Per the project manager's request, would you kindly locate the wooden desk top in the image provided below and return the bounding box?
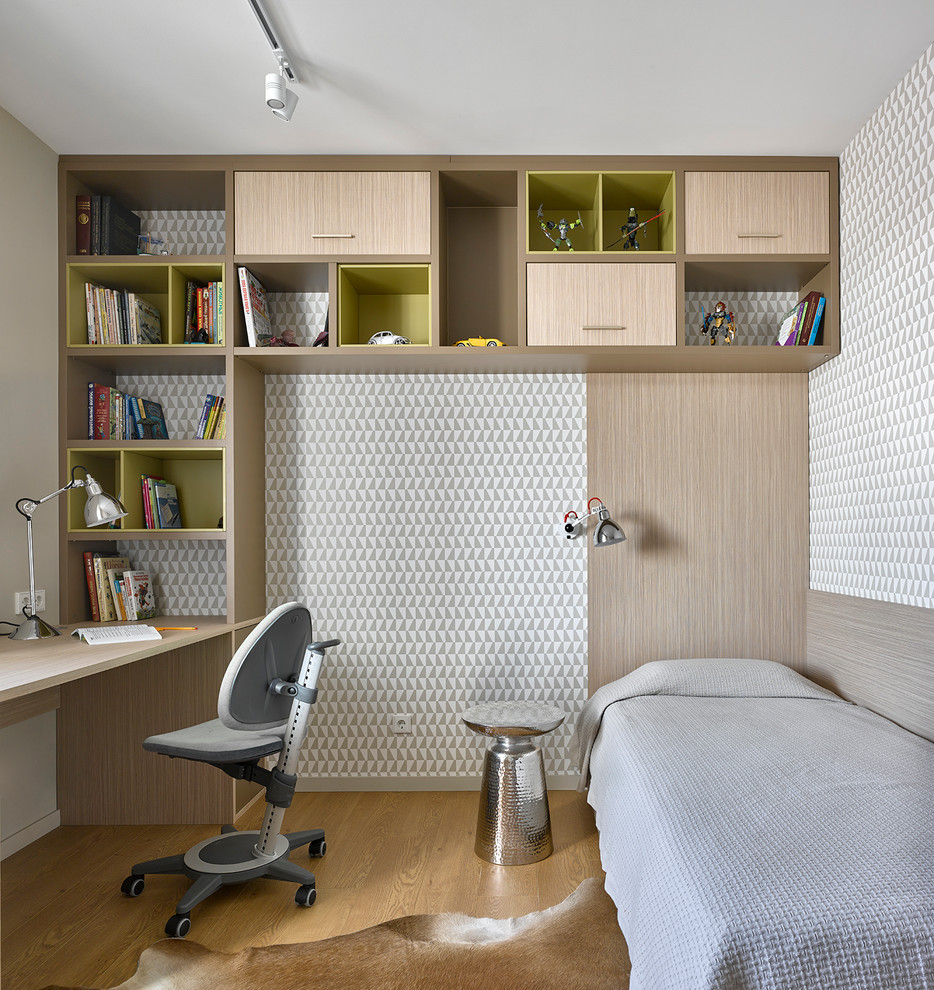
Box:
[0,616,250,703]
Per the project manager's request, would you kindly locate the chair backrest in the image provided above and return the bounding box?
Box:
[217,601,314,732]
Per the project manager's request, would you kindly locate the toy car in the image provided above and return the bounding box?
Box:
[455,337,504,347]
[367,331,410,345]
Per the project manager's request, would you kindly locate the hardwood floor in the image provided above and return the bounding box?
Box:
[2,790,603,990]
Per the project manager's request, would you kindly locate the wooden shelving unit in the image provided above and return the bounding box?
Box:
[57,154,840,631]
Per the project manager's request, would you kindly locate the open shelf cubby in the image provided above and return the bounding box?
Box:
[527,171,676,254]
[337,264,431,346]
[66,261,225,347]
[66,447,225,534]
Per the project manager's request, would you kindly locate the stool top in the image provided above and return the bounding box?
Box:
[462,701,566,737]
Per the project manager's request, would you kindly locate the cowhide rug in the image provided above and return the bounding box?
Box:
[43,877,629,990]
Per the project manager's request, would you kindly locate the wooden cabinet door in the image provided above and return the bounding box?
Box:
[684,172,830,254]
[235,171,431,255]
[527,263,677,346]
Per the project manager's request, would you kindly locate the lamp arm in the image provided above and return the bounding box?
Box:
[16,481,82,519]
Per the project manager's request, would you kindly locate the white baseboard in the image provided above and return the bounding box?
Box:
[297,774,581,792]
[1,810,60,861]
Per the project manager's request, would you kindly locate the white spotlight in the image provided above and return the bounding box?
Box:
[271,87,299,121]
[265,72,287,110]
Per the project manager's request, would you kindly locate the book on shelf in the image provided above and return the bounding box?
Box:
[100,196,142,256]
[238,267,273,346]
[154,479,182,528]
[106,567,129,621]
[83,551,102,622]
[90,194,101,255]
[72,625,162,645]
[196,394,226,439]
[83,283,162,345]
[123,571,156,620]
[93,554,130,622]
[794,291,824,347]
[183,279,223,344]
[76,195,91,255]
[135,398,169,440]
[774,298,809,346]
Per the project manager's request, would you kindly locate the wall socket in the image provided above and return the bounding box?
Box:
[391,713,414,734]
[14,589,46,614]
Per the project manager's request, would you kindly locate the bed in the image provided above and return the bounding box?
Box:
[572,658,934,990]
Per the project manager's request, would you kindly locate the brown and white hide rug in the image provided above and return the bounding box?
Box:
[43,877,630,990]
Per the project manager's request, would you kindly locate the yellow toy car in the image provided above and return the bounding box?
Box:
[455,337,504,347]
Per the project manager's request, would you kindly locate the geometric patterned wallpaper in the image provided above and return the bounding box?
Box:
[113,540,227,615]
[137,211,225,255]
[684,290,798,346]
[267,292,329,346]
[265,373,588,781]
[809,41,934,608]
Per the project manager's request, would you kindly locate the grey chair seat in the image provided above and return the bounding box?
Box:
[143,718,285,763]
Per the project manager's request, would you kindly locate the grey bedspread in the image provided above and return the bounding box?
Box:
[574,658,934,990]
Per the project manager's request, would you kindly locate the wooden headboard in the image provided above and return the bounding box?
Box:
[806,590,934,743]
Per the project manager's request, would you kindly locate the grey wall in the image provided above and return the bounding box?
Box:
[0,106,59,851]
[809,41,934,608]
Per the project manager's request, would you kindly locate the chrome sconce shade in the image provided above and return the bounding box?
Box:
[11,466,126,641]
[563,498,626,548]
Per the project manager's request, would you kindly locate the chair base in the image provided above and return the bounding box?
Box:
[126,825,325,934]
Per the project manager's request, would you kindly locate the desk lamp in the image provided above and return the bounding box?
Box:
[11,466,127,641]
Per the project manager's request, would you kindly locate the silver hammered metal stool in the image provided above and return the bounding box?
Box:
[462,701,566,865]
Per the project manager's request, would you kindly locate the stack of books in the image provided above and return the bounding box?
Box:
[84,283,162,345]
[196,394,226,439]
[185,279,224,344]
[140,475,181,529]
[75,194,141,256]
[82,552,156,621]
[87,385,168,440]
[774,291,826,346]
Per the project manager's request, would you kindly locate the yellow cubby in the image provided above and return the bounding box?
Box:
[66,261,224,347]
[527,173,600,253]
[338,265,431,346]
[67,447,225,533]
[601,172,676,253]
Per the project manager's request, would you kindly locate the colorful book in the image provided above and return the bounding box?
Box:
[134,398,169,440]
[83,551,101,622]
[106,568,128,621]
[154,480,181,529]
[807,296,826,345]
[124,571,156,619]
[795,292,823,347]
[195,395,215,439]
[93,555,129,622]
[774,299,808,346]
[238,267,273,347]
[136,297,162,344]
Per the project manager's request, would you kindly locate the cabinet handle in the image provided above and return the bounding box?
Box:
[583,325,626,331]
[311,233,355,239]
[737,233,782,238]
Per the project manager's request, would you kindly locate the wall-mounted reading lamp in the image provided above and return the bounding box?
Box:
[11,466,127,641]
[563,497,626,548]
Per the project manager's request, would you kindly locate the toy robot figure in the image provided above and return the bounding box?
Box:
[537,204,583,251]
[701,301,737,346]
[623,207,641,250]
[606,209,665,250]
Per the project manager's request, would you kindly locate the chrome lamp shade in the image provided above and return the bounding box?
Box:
[11,468,126,641]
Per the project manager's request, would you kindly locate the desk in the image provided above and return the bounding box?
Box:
[0,617,260,826]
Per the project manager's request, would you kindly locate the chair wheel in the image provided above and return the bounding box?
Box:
[165,914,191,938]
[308,838,327,857]
[295,884,317,907]
[121,875,145,897]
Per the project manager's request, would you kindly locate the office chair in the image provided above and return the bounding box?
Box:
[120,601,340,938]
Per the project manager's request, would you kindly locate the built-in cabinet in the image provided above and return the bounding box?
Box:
[56,154,840,632]
[527,263,677,347]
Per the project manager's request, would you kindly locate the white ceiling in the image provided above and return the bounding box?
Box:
[1,0,932,157]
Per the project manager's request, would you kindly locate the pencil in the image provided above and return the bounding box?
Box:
[154,626,199,631]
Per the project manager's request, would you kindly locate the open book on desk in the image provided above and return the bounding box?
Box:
[72,625,162,645]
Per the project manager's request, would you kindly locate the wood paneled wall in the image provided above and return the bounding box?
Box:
[587,373,808,691]
[807,590,934,743]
